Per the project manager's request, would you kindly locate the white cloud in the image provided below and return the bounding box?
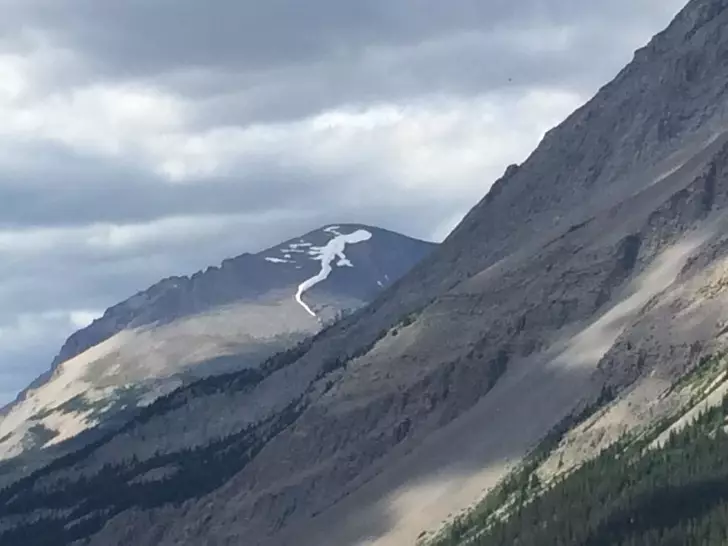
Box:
[69,310,101,329]
[0,56,580,201]
[142,88,582,200]
[0,54,29,102]
[0,80,184,160]
[0,310,97,350]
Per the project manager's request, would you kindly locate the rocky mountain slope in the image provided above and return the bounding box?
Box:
[429,375,728,546]
[0,224,434,480]
[4,1,728,545]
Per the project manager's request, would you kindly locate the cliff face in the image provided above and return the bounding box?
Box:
[3,2,728,546]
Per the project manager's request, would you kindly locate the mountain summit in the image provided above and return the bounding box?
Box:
[0,224,434,471]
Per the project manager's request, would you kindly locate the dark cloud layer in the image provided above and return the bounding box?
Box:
[0,0,687,402]
[3,0,685,124]
[7,1,678,74]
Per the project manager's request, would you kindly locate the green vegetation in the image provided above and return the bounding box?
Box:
[669,353,726,400]
[429,385,615,546]
[31,386,147,430]
[0,396,305,546]
[0,315,372,545]
[25,424,58,447]
[429,390,728,546]
[400,312,418,328]
[0,334,323,546]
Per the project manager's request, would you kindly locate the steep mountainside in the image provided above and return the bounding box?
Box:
[4,1,728,545]
[430,383,728,546]
[0,224,434,478]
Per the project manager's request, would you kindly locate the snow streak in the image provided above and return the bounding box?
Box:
[295,227,372,318]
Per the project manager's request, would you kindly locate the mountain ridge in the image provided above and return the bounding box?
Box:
[0,223,434,479]
[48,222,432,372]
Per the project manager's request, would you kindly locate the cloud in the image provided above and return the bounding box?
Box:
[0,0,687,402]
[1,0,685,125]
[0,309,100,403]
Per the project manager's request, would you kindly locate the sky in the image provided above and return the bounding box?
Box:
[0,0,687,403]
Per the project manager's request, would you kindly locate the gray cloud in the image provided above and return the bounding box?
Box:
[6,1,679,72]
[0,0,687,403]
[3,0,686,123]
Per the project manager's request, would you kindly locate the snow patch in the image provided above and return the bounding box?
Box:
[295,229,372,317]
[265,257,292,264]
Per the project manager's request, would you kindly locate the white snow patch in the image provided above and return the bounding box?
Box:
[265,257,292,264]
[278,242,313,256]
[295,229,372,317]
[377,281,384,287]
[324,226,341,234]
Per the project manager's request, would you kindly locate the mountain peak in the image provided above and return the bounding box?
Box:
[48,223,432,369]
[0,224,434,469]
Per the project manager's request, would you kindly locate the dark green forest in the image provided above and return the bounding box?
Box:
[0,316,400,546]
[432,393,728,546]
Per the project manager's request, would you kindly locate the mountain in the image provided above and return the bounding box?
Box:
[429,379,728,546]
[0,224,434,477]
[4,1,728,545]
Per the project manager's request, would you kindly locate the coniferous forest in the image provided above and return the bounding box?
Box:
[431,393,728,546]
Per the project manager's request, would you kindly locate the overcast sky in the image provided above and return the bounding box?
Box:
[0,0,687,403]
